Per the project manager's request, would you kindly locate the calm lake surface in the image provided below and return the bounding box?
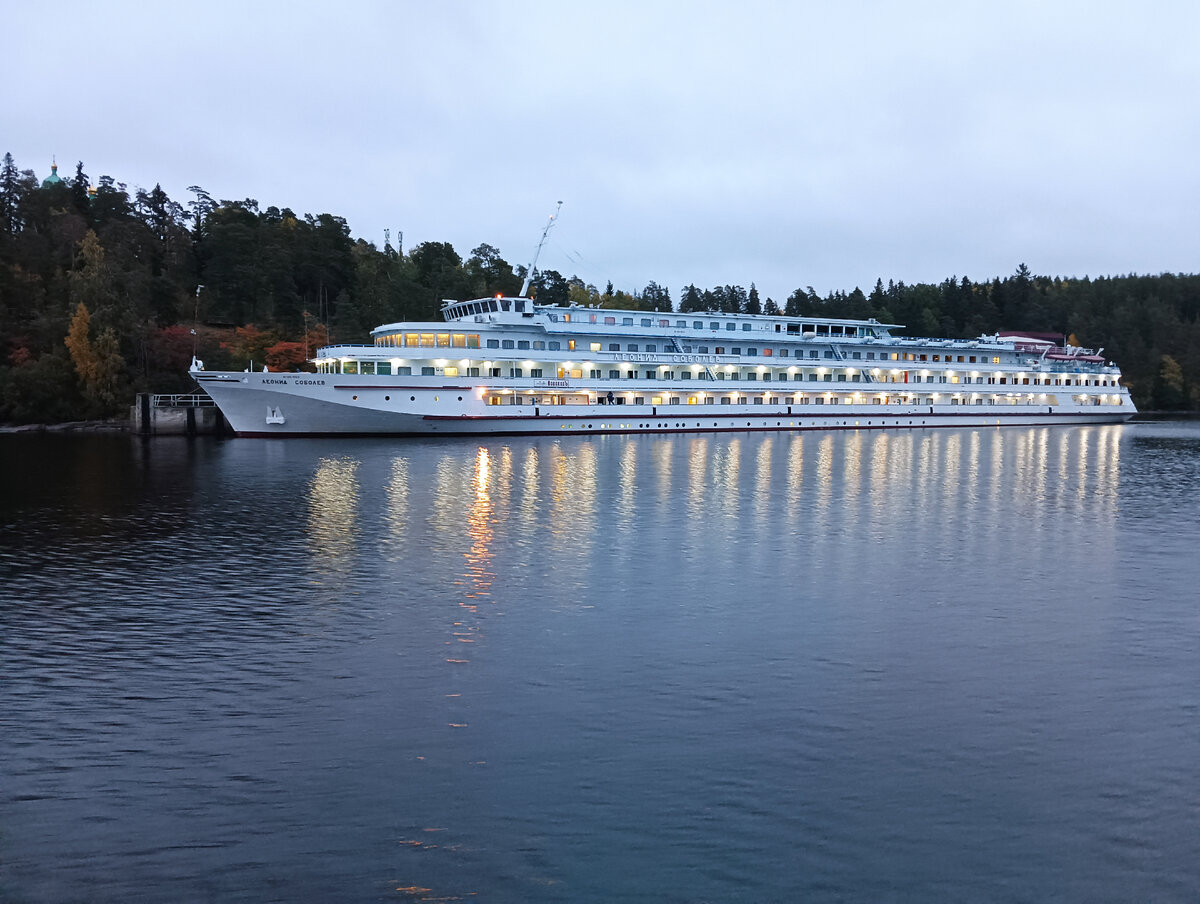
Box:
[2,422,1199,903]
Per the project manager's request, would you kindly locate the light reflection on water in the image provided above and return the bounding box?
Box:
[1,423,1197,904]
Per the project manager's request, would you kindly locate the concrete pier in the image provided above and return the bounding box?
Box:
[132,393,227,436]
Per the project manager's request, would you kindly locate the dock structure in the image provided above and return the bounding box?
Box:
[132,393,228,436]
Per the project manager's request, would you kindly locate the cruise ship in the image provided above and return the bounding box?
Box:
[190,296,1135,436]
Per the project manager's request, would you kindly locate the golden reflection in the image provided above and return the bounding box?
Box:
[714,438,741,518]
[618,440,637,524]
[520,446,541,529]
[687,437,710,519]
[754,435,773,518]
[653,438,675,502]
[382,456,409,558]
[866,432,888,516]
[942,432,962,508]
[463,446,495,602]
[307,456,360,572]
[1076,428,1091,499]
[786,435,805,525]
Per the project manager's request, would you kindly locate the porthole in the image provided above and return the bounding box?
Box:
[434,396,439,401]
[457,396,463,401]
[352,395,358,400]
[410,396,416,401]
[385,395,390,401]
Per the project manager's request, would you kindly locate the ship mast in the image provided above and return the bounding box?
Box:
[518,201,563,297]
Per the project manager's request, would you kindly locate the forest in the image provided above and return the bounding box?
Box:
[1,152,1197,423]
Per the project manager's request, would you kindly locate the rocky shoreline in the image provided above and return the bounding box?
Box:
[0,419,132,434]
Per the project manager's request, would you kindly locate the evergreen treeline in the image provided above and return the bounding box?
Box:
[1,152,1197,423]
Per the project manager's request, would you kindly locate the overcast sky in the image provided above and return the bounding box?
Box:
[7,0,1198,305]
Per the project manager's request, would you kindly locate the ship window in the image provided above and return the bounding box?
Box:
[568,340,576,351]
[604,316,616,325]
[867,352,876,359]
[549,341,560,351]
[421,366,435,375]
[627,344,639,351]
[343,361,358,374]
[726,323,736,331]
[721,397,731,404]
[397,366,412,375]
[609,369,620,378]
[747,348,757,356]
[590,369,601,378]
[824,351,834,359]
[590,314,597,323]
[419,334,436,347]
[778,373,787,382]
[452,334,466,348]
[852,351,861,359]
[486,339,499,349]
[502,339,515,349]
[641,318,652,327]
[681,371,692,379]
[467,367,480,377]
[530,368,543,377]
[714,347,724,354]
[809,350,818,359]
[533,340,546,350]
[570,369,583,379]
[699,346,709,353]
[710,322,720,330]
[694,321,703,329]
[623,317,634,326]
[467,335,480,349]
[645,344,656,352]
[405,333,418,347]
[590,342,602,352]
[762,349,772,356]
[377,362,392,375]
[437,333,451,347]
[742,323,751,331]
[659,319,670,327]
[511,368,522,377]
[444,366,458,376]
[517,340,530,349]
[609,343,619,351]
[732,347,741,355]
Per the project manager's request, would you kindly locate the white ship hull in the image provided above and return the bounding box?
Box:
[194,371,1134,437]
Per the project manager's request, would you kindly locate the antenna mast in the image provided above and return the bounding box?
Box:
[519,201,563,297]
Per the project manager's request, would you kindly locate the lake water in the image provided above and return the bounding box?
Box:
[2,422,1199,903]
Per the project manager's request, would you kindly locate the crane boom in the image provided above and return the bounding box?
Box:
[519,201,563,297]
